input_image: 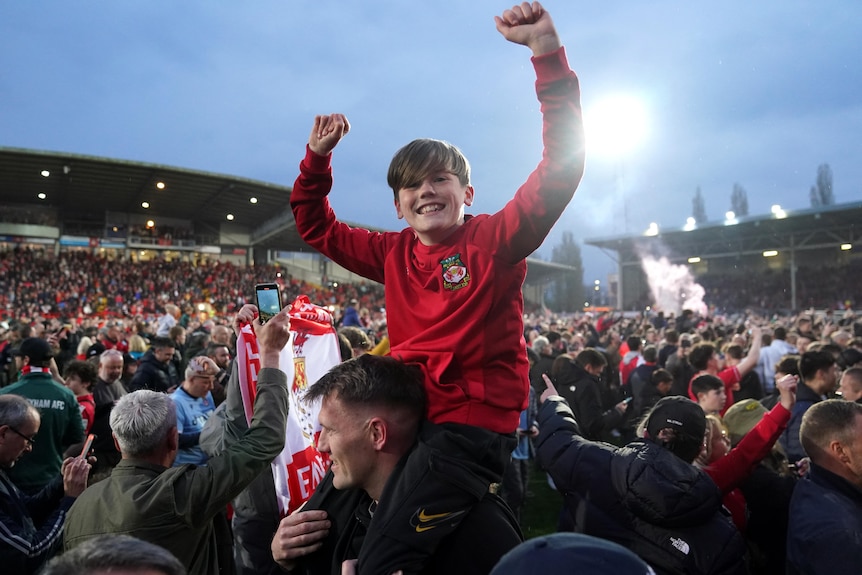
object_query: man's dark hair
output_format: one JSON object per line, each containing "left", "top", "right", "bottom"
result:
{"left": 775, "top": 354, "right": 801, "bottom": 376}
{"left": 820, "top": 343, "right": 843, "bottom": 362}
{"left": 40, "top": 533, "right": 186, "bottom": 575}
{"left": 773, "top": 326, "right": 788, "bottom": 340}
{"left": 799, "top": 350, "right": 835, "bottom": 382}
{"left": 691, "top": 374, "right": 723, "bottom": 397}
{"left": 626, "top": 336, "right": 642, "bottom": 353}
{"left": 642, "top": 345, "right": 658, "bottom": 363}
{"left": 800, "top": 400, "right": 862, "bottom": 464}
{"left": 724, "top": 344, "right": 743, "bottom": 361}
{"left": 150, "top": 337, "right": 175, "bottom": 350}
{"left": 545, "top": 331, "right": 562, "bottom": 346}
{"left": 651, "top": 368, "right": 673, "bottom": 386}
{"left": 204, "top": 342, "right": 229, "bottom": 357}
{"left": 63, "top": 360, "right": 98, "bottom": 391}
{"left": 688, "top": 342, "right": 716, "bottom": 371}
{"left": 574, "top": 348, "right": 608, "bottom": 370}
{"left": 305, "top": 355, "right": 427, "bottom": 423}
{"left": 664, "top": 329, "right": 679, "bottom": 344}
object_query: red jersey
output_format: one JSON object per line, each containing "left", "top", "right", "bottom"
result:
{"left": 76, "top": 393, "right": 95, "bottom": 434}
{"left": 291, "top": 48, "right": 584, "bottom": 433}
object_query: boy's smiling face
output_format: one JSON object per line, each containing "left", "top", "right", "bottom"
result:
{"left": 394, "top": 171, "right": 474, "bottom": 246}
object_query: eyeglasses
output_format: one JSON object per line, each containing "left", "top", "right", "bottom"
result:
{"left": 7, "top": 426, "right": 36, "bottom": 447}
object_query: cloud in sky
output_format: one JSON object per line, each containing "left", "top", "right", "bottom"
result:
{"left": 2, "top": 1, "right": 860, "bottom": 283}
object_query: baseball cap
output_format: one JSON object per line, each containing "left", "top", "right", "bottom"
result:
{"left": 646, "top": 396, "right": 706, "bottom": 443}
{"left": 723, "top": 399, "right": 767, "bottom": 445}
{"left": 491, "top": 533, "right": 654, "bottom": 575}
{"left": 11, "top": 337, "right": 54, "bottom": 363}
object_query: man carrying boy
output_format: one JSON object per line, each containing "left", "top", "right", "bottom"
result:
{"left": 290, "top": 3, "right": 584, "bottom": 573}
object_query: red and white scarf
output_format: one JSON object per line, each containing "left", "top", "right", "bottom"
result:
{"left": 237, "top": 295, "right": 340, "bottom": 515}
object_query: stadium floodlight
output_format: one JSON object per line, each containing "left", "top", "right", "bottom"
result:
{"left": 724, "top": 211, "right": 738, "bottom": 225}
{"left": 771, "top": 204, "right": 787, "bottom": 219}
{"left": 583, "top": 94, "right": 649, "bottom": 159}
{"left": 645, "top": 222, "right": 659, "bottom": 236}
{"left": 156, "top": 181, "right": 166, "bottom": 190}
{"left": 226, "top": 214, "right": 235, "bottom": 221}
{"left": 688, "top": 257, "right": 701, "bottom": 263}
{"left": 40, "top": 170, "right": 50, "bottom": 177}
{"left": 763, "top": 250, "right": 778, "bottom": 257}
{"left": 141, "top": 201, "right": 150, "bottom": 209}
{"left": 683, "top": 217, "right": 696, "bottom": 231}
{"left": 841, "top": 244, "right": 852, "bottom": 251}
{"left": 37, "top": 193, "right": 46, "bottom": 200}
{"left": 250, "top": 197, "right": 258, "bottom": 204}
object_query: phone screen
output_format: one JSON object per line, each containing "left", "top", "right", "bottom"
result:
{"left": 256, "top": 284, "right": 282, "bottom": 324}
{"left": 80, "top": 434, "right": 95, "bottom": 458}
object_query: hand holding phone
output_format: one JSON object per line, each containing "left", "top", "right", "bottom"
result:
{"left": 255, "top": 283, "right": 283, "bottom": 324}
{"left": 80, "top": 434, "right": 95, "bottom": 458}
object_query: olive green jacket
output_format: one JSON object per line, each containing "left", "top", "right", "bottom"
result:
{"left": 63, "top": 367, "right": 288, "bottom": 575}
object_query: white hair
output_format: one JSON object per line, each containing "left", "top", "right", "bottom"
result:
{"left": 110, "top": 390, "right": 176, "bottom": 456}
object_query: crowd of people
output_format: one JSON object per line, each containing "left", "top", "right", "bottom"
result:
{"left": 696, "top": 260, "right": 862, "bottom": 313}
{"left": 2, "top": 3, "right": 861, "bottom": 575}
{"left": 5, "top": 277, "right": 862, "bottom": 574}
{"left": 0, "top": 246, "right": 387, "bottom": 329}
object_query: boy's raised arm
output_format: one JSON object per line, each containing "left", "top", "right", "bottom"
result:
{"left": 494, "top": 1, "right": 561, "bottom": 56}
{"left": 308, "top": 113, "right": 350, "bottom": 157}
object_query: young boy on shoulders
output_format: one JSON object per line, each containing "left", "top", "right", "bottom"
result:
{"left": 289, "top": 3, "right": 584, "bottom": 572}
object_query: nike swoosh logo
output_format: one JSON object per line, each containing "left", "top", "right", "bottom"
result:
{"left": 410, "top": 508, "right": 467, "bottom": 533}
{"left": 417, "top": 509, "right": 453, "bottom": 522}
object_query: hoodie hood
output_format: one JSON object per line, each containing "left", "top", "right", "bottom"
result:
{"left": 610, "top": 440, "right": 722, "bottom": 528}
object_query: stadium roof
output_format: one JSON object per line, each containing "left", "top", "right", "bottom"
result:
{"left": 586, "top": 201, "right": 862, "bottom": 263}
{"left": 0, "top": 146, "right": 311, "bottom": 251}
{"left": 0, "top": 147, "right": 574, "bottom": 283}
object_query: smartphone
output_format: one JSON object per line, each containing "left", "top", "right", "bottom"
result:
{"left": 80, "top": 433, "right": 95, "bottom": 458}
{"left": 255, "top": 283, "right": 283, "bottom": 324}
{"left": 623, "top": 396, "right": 634, "bottom": 404}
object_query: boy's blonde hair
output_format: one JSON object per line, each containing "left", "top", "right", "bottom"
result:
{"left": 387, "top": 138, "right": 471, "bottom": 198}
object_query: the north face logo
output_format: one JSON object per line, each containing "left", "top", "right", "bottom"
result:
{"left": 670, "top": 537, "right": 690, "bottom": 555}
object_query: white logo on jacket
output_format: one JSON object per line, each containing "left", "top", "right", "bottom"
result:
{"left": 670, "top": 537, "right": 690, "bottom": 555}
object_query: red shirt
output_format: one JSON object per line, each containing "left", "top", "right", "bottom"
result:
{"left": 290, "top": 48, "right": 584, "bottom": 433}
{"left": 76, "top": 393, "right": 95, "bottom": 434}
